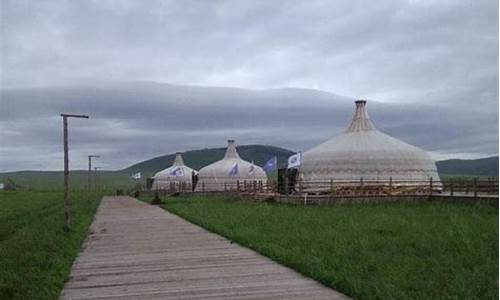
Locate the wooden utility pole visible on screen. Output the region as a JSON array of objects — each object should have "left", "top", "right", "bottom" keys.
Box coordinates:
[
  {"left": 61, "top": 113, "right": 89, "bottom": 232},
  {"left": 88, "top": 155, "right": 100, "bottom": 199},
  {"left": 94, "top": 167, "right": 101, "bottom": 193}
]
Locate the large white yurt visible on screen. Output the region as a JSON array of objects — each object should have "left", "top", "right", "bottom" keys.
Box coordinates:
[
  {"left": 195, "top": 139, "right": 268, "bottom": 192},
  {"left": 299, "top": 100, "right": 440, "bottom": 191},
  {"left": 152, "top": 152, "right": 198, "bottom": 191}
]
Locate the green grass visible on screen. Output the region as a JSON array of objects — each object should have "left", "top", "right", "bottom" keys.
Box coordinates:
[
  {"left": 0, "top": 190, "right": 103, "bottom": 300},
  {"left": 152, "top": 195, "right": 498, "bottom": 300},
  {"left": 1, "top": 170, "right": 139, "bottom": 191}
]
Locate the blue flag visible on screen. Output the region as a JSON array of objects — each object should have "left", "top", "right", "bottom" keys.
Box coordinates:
[
  {"left": 263, "top": 156, "right": 277, "bottom": 172},
  {"left": 248, "top": 161, "right": 255, "bottom": 175},
  {"left": 228, "top": 163, "right": 239, "bottom": 176},
  {"left": 170, "top": 167, "right": 184, "bottom": 177}
]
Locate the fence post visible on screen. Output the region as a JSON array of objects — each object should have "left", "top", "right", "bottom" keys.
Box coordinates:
[
  {"left": 474, "top": 177, "right": 478, "bottom": 199},
  {"left": 360, "top": 177, "right": 364, "bottom": 196},
  {"left": 389, "top": 176, "right": 392, "bottom": 196},
  {"left": 224, "top": 182, "right": 227, "bottom": 192},
  {"left": 488, "top": 177, "right": 492, "bottom": 195},
  {"left": 237, "top": 180, "right": 240, "bottom": 192},
  {"left": 429, "top": 177, "right": 433, "bottom": 197},
  {"left": 285, "top": 176, "right": 289, "bottom": 197},
  {"left": 450, "top": 179, "right": 454, "bottom": 196},
  {"left": 259, "top": 180, "right": 263, "bottom": 192},
  {"left": 202, "top": 181, "right": 205, "bottom": 193},
  {"left": 253, "top": 180, "right": 257, "bottom": 193}
]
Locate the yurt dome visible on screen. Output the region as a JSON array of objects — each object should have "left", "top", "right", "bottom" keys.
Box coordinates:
[
  {"left": 152, "top": 152, "right": 198, "bottom": 191},
  {"left": 195, "top": 140, "right": 267, "bottom": 192},
  {"left": 299, "top": 100, "right": 440, "bottom": 191}
]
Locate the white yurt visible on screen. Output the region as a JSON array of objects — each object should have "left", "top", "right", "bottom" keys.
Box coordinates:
[
  {"left": 195, "top": 139, "right": 268, "bottom": 192},
  {"left": 299, "top": 100, "right": 440, "bottom": 191},
  {"left": 152, "top": 152, "right": 198, "bottom": 191}
]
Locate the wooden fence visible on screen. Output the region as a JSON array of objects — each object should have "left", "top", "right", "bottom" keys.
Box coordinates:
[
  {"left": 151, "top": 179, "right": 273, "bottom": 194},
  {"left": 150, "top": 177, "right": 498, "bottom": 198},
  {"left": 284, "top": 178, "right": 498, "bottom": 197}
]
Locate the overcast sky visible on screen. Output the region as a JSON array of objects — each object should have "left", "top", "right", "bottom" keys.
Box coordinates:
[{"left": 1, "top": 0, "right": 498, "bottom": 171}]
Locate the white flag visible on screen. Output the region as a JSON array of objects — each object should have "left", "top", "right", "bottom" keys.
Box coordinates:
[
  {"left": 287, "top": 152, "right": 301, "bottom": 169},
  {"left": 131, "top": 172, "right": 141, "bottom": 179}
]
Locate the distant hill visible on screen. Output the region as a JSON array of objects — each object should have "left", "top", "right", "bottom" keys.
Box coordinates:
[
  {"left": 436, "top": 156, "right": 498, "bottom": 177},
  {"left": 125, "top": 147, "right": 498, "bottom": 178},
  {"left": 122, "top": 144, "right": 295, "bottom": 175},
  {"left": 2, "top": 148, "right": 497, "bottom": 191},
  {"left": 0, "top": 145, "right": 294, "bottom": 190}
]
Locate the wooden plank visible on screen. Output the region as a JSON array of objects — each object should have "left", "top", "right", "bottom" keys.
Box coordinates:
[{"left": 60, "top": 196, "right": 350, "bottom": 300}]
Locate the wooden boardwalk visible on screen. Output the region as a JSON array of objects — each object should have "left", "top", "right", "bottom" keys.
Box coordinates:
[{"left": 60, "top": 196, "right": 349, "bottom": 300}]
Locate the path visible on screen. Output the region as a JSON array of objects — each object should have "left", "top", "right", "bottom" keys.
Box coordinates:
[{"left": 60, "top": 196, "right": 349, "bottom": 300}]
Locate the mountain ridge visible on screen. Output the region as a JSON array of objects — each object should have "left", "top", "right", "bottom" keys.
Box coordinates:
[
  {"left": 122, "top": 144, "right": 294, "bottom": 174},
  {"left": 436, "top": 156, "right": 498, "bottom": 177},
  {"left": 1, "top": 145, "right": 497, "bottom": 190}
]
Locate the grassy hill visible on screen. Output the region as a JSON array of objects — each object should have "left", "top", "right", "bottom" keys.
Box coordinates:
[
  {"left": 1, "top": 145, "right": 294, "bottom": 190},
  {"left": 436, "top": 156, "right": 498, "bottom": 177},
  {"left": 123, "top": 144, "right": 294, "bottom": 175},
  {"left": 1, "top": 147, "right": 497, "bottom": 190}
]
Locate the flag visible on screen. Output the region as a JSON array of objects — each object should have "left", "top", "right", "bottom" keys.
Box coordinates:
[
  {"left": 263, "top": 156, "right": 277, "bottom": 172},
  {"left": 287, "top": 152, "right": 302, "bottom": 169},
  {"left": 131, "top": 172, "right": 141, "bottom": 179},
  {"left": 228, "top": 163, "right": 239, "bottom": 176},
  {"left": 170, "top": 167, "right": 185, "bottom": 177},
  {"left": 248, "top": 161, "right": 255, "bottom": 175}
]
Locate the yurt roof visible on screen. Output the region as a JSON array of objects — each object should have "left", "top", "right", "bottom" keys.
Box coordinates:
[
  {"left": 197, "top": 139, "right": 267, "bottom": 179},
  {"left": 300, "top": 100, "right": 439, "bottom": 182},
  {"left": 153, "top": 152, "right": 198, "bottom": 179}
]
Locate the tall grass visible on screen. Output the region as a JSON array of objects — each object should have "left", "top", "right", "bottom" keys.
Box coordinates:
[
  {"left": 0, "top": 171, "right": 139, "bottom": 191},
  {"left": 0, "top": 190, "right": 103, "bottom": 300},
  {"left": 160, "top": 196, "right": 498, "bottom": 300}
]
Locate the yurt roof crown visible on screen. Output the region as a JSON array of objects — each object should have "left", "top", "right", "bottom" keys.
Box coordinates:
[
  {"left": 346, "top": 100, "right": 376, "bottom": 132},
  {"left": 224, "top": 139, "right": 240, "bottom": 159},
  {"left": 172, "top": 152, "right": 185, "bottom": 166}
]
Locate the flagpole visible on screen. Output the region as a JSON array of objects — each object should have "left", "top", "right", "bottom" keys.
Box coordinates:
[
  {"left": 276, "top": 163, "right": 279, "bottom": 194},
  {"left": 275, "top": 157, "right": 279, "bottom": 194}
]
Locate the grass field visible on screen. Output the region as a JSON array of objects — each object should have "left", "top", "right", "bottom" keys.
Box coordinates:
[
  {"left": 146, "top": 195, "right": 498, "bottom": 300},
  {"left": 1, "top": 170, "right": 140, "bottom": 191},
  {"left": 0, "top": 190, "right": 103, "bottom": 300}
]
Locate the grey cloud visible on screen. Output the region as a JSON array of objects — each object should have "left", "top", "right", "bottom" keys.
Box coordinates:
[
  {"left": 1, "top": 0, "right": 497, "bottom": 171},
  {"left": 0, "top": 82, "right": 497, "bottom": 171}
]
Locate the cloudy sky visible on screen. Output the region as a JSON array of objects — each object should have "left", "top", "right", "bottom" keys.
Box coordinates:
[{"left": 1, "top": 0, "right": 498, "bottom": 171}]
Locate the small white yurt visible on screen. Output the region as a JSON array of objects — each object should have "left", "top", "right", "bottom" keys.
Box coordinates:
[
  {"left": 195, "top": 139, "right": 267, "bottom": 192},
  {"left": 299, "top": 100, "right": 440, "bottom": 192},
  {"left": 152, "top": 152, "right": 198, "bottom": 191}
]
